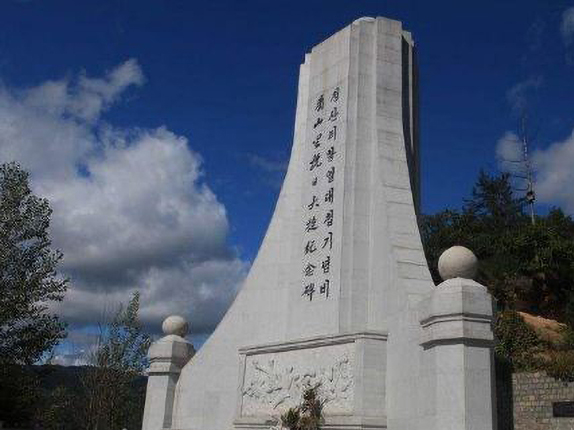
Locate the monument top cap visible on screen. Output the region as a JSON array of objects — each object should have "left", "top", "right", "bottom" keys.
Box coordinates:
[
  {"left": 353, "top": 17, "right": 376, "bottom": 24},
  {"left": 162, "top": 315, "right": 189, "bottom": 337},
  {"left": 438, "top": 246, "right": 478, "bottom": 281}
]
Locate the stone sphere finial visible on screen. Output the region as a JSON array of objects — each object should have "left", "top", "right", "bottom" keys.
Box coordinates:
[
  {"left": 162, "top": 315, "right": 189, "bottom": 337},
  {"left": 438, "top": 246, "right": 478, "bottom": 281}
]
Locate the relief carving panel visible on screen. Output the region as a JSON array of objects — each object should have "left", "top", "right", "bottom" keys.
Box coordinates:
[{"left": 241, "top": 343, "right": 353, "bottom": 416}]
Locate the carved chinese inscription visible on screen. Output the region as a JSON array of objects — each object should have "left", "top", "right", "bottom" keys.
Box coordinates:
[{"left": 301, "top": 85, "right": 343, "bottom": 301}]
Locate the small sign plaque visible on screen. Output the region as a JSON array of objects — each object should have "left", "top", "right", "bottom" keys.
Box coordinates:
[{"left": 553, "top": 402, "right": 574, "bottom": 417}]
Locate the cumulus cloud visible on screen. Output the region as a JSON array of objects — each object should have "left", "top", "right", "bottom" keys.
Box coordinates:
[
  {"left": 248, "top": 153, "right": 288, "bottom": 188},
  {"left": 0, "top": 60, "right": 248, "bottom": 345},
  {"left": 532, "top": 129, "right": 574, "bottom": 213},
  {"left": 496, "top": 127, "right": 574, "bottom": 214},
  {"left": 496, "top": 131, "right": 523, "bottom": 165},
  {"left": 506, "top": 76, "right": 543, "bottom": 114},
  {"left": 49, "top": 331, "right": 99, "bottom": 366},
  {"left": 495, "top": 131, "right": 532, "bottom": 192},
  {"left": 23, "top": 59, "right": 144, "bottom": 123},
  {"left": 562, "top": 6, "right": 574, "bottom": 46}
]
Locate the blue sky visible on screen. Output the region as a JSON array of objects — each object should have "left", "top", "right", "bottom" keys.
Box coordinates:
[{"left": 1, "top": 0, "right": 573, "bottom": 358}]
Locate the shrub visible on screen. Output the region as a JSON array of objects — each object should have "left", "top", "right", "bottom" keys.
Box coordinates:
[
  {"left": 280, "top": 387, "right": 323, "bottom": 430},
  {"left": 545, "top": 351, "right": 574, "bottom": 382},
  {"left": 494, "top": 310, "right": 541, "bottom": 370}
]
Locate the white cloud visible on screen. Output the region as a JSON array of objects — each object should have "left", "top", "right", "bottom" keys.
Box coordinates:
[
  {"left": 495, "top": 128, "right": 574, "bottom": 214},
  {"left": 22, "top": 58, "right": 144, "bottom": 123},
  {"left": 248, "top": 153, "right": 288, "bottom": 188},
  {"left": 0, "top": 60, "right": 248, "bottom": 338},
  {"left": 495, "top": 131, "right": 532, "bottom": 192},
  {"left": 496, "top": 131, "right": 523, "bottom": 165},
  {"left": 561, "top": 7, "right": 574, "bottom": 46},
  {"left": 532, "top": 129, "right": 574, "bottom": 213},
  {"left": 506, "top": 76, "right": 542, "bottom": 114},
  {"left": 48, "top": 331, "right": 98, "bottom": 366}
]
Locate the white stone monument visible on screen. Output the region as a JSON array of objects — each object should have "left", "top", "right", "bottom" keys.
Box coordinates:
[{"left": 142, "top": 16, "right": 496, "bottom": 430}]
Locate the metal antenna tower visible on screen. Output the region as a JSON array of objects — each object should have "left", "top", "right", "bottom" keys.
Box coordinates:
[
  {"left": 520, "top": 116, "right": 536, "bottom": 225},
  {"left": 498, "top": 114, "right": 536, "bottom": 225}
]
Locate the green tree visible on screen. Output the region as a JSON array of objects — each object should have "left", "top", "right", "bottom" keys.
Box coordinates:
[
  {"left": 464, "top": 171, "right": 525, "bottom": 229},
  {"left": 0, "top": 364, "right": 41, "bottom": 427},
  {"left": 37, "top": 385, "right": 77, "bottom": 430},
  {"left": 0, "top": 162, "right": 68, "bottom": 427},
  {"left": 0, "top": 162, "right": 68, "bottom": 364},
  {"left": 421, "top": 170, "right": 574, "bottom": 377},
  {"left": 421, "top": 170, "right": 574, "bottom": 318},
  {"left": 81, "top": 292, "right": 151, "bottom": 430}
]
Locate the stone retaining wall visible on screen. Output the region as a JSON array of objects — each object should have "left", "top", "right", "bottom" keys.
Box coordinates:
[{"left": 510, "top": 371, "right": 574, "bottom": 430}]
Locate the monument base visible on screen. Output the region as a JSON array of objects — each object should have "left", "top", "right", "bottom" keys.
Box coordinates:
[
  {"left": 233, "top": 332, "right": 388, "bottom": 430},
  {"left": 234, "top": 415, "right": 386, "bottom": 430}
]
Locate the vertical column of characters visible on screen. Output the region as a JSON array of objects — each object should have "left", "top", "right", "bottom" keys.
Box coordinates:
[{"left": 302, "top": 85, "right": 342, "bottom": 302}]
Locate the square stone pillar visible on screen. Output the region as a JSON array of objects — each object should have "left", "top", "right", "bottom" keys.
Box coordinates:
[
  {"left": 142, "top": 317, "right": 194, "bottom": 430},
  {"left": 418, "top": 277, "right": 496, "bottom": 430}
]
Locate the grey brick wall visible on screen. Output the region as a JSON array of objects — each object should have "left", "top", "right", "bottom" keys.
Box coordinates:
[{"left": 511, "top": 372, "right": 574, "bottom": 430}]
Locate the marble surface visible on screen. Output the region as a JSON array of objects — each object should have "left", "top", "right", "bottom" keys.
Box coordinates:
[
  {"left": 141, "top": 16, "right": 495, "bottom": 430},
  {"left": 162, "top": 315, "right": 189, "bottom": 337},
  {"left": 418, "top": 277, "right": 495, "bottom": 430},
  {"left": 143, "top": 325, "right": 195, "bottom": 430},
  {"left": 438, "top": 246, "right": 478, "bottom": 280}
]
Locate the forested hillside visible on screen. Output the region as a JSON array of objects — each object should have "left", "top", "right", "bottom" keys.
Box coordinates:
[{"left": 421, "top": 171, "right": 574, "bottom": 378}]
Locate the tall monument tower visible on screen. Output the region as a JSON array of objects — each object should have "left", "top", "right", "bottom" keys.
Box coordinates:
[{"left": 142, "top": 16, "right": 496, "bottom": 430}]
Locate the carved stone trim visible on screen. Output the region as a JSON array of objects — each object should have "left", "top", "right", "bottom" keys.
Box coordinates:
[
  {"left": 238, "top": 331, "right": 388, "bottom": 355},
  {"left": 419, "top": 312, "right": 492, "bottom": 327}
]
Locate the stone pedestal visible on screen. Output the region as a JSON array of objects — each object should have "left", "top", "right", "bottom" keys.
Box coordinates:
[
  {"left": 418, "top": 276, "right": 495, "bottom": 430},
  {"left": 142, "top": 319, "right": 194, "bottom": 430},
  {"left": 233, "top": 332, "right": 388, "bottom": 430}
]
